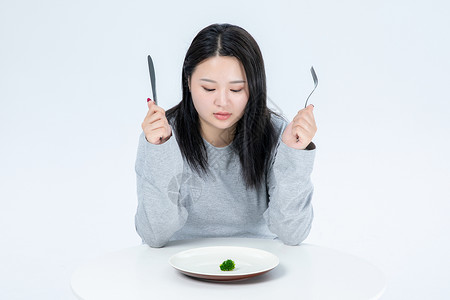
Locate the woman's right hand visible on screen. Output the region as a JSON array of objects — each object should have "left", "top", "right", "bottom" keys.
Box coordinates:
[{"left": 141, "top": 99, "right": 172, "bottom": 145}]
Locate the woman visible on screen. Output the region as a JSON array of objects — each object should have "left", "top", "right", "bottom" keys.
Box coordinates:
[{"left": 135, "top": 23, "right": 317, "bottom": 248}]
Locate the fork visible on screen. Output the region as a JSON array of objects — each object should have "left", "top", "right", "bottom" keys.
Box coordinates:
[
  {"left": 305, "top": 66, "right": 318, "bottom": 108},
  {"left": 296, "top": 66, "right": 318, "bottom": 144}
]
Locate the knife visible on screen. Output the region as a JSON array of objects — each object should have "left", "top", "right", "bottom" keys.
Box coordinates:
[{"left": 147, "top": 55, "right": 158, "bottom": 105}]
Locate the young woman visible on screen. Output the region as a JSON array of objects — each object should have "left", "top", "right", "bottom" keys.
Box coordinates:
[{"left": 135, "top": 23, "right": 317, "bottom": 248}]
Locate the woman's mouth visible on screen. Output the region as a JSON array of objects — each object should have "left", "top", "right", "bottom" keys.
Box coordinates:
[{"left": 214, "top": 112, "right": 231, "bottom": 120}]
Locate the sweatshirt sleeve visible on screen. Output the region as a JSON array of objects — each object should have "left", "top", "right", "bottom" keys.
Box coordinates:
[
  {"left": 134, "top": 131, "right": 187, "bottom": 248},
  {"left": 263, "top": 123, "right": 316, "bottom": 246}
]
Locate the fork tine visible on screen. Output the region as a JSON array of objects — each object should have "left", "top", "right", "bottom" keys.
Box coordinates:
[{"left": 311, "top": 66, "right": 318, "bottom": 86}]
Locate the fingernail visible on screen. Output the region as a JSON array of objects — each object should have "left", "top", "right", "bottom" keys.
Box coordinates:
[{"left": 147, "top": 98, "right": 151, "bottom": 102}]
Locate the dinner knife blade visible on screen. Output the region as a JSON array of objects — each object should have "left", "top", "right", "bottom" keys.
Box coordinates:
[{"left": 147, "top": 55, "right": 158, "bottom": 105}]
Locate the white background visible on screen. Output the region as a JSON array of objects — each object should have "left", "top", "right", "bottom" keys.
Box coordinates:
[{"left": 1, "top": 0, "right": 449, "bottom": 299}]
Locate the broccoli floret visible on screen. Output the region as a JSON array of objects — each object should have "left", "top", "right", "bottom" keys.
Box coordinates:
[{"left": 220, "top": 259, "right": 235, "bottom": 271}]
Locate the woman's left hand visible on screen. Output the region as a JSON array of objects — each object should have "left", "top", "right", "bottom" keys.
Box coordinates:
[{"left": 281, "top": 104, "right": 317, "bottom": 150}]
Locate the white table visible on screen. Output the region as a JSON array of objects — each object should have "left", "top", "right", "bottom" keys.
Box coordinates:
[{"left": 71, "top": 238, "right": 386, "bottom": 300}]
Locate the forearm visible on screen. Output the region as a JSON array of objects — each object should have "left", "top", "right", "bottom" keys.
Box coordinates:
[
  {"left": 264, "top": 141, "right": 316, "bottom": 245},
  {"left": 135, "top": 131, "right": 187, "bottom": 247}
]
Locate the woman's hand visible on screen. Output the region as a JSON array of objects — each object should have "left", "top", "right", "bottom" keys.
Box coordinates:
[
  {"left": 281, "top": 104, "right": 317, "bottom": 150},
  {"left": 141, "top": 99, "right": 172, "bottom": 145}
]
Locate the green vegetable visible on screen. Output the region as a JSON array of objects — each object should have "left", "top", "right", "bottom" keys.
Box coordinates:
[{"left": 220, "top": 259, "right": 235, "bottom": 271}]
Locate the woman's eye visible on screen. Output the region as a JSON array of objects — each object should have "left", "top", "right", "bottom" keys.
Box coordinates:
[
  {"left": 203, "top": 87, "right": 215, "bottom": 92},
  {"left": 231, "top": 89, "right": 243, "bottom": 93}
]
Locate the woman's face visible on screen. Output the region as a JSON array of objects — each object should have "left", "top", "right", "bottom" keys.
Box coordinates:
[{"left": 189, "top": 55, "right": 249, "bottom": 144}]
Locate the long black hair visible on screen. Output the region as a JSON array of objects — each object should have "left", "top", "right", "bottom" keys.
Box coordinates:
[{"left": 166, "top": 23, "right": 280, "bottom": 189}]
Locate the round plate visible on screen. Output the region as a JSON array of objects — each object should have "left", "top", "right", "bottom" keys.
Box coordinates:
[{"left": 169, "top": 246, "right": 279, "bottom": 281}]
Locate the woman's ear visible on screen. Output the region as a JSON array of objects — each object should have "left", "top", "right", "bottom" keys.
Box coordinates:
[{"left": 188, "top": 77, "right": 191, "bottom": 92}]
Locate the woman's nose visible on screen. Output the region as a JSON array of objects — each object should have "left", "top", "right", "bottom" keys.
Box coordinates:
[{"left": 214, "top": 89, "right": 228, "bottom": 107}]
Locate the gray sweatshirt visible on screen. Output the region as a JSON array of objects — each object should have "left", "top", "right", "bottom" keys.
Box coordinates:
[{"left": 135, "top": 114, "right": 316, "bottom": 247}]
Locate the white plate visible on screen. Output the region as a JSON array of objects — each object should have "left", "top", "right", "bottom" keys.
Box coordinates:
[{"left": 169, "top": 246, "right": 279, "bottom": 281}]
